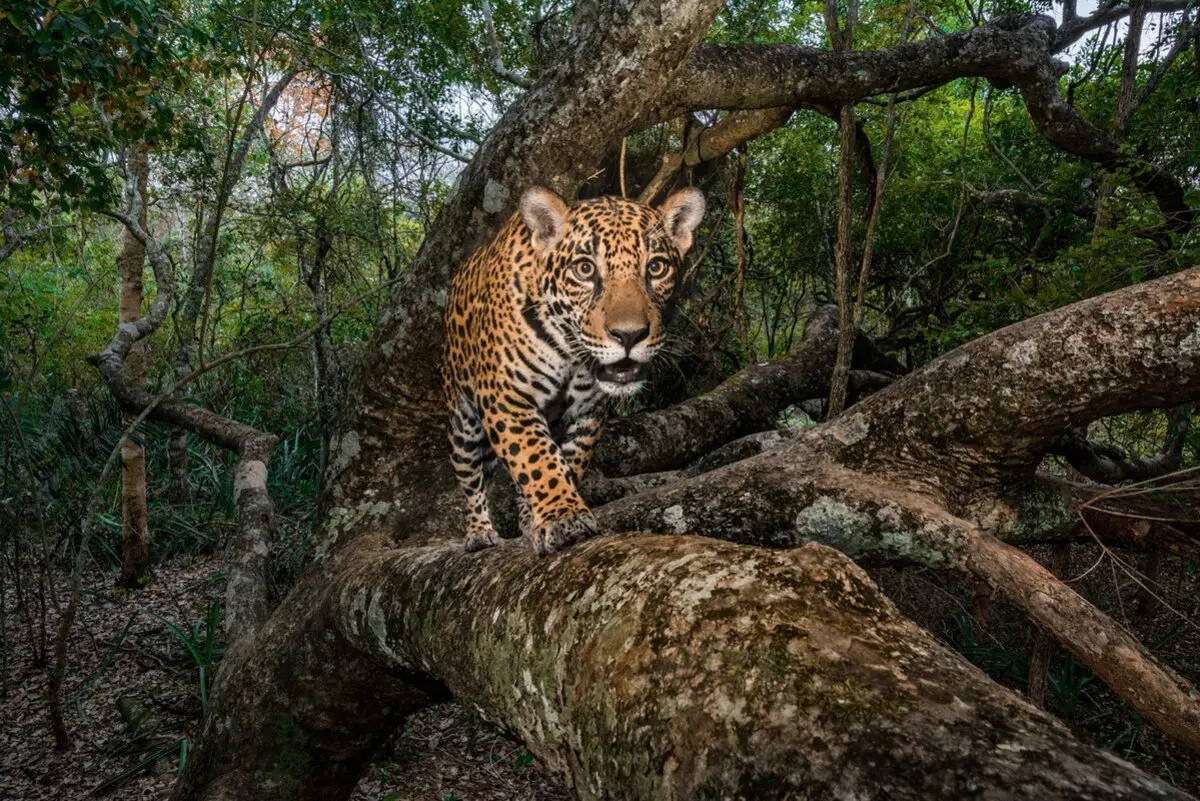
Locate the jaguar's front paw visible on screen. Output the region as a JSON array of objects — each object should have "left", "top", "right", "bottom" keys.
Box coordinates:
[
  {"left": 464, "top": 528, "right": 499, "bottom": 553},
  {"left": 531, "top": 510, "right": 599, "bottom": 555}
]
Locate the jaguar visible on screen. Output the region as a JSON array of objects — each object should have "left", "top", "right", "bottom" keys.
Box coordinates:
[{"left": 441, "top": 185, "right": 705, "bottom": 554}]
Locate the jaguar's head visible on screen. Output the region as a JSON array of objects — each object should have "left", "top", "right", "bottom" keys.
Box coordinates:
[{"left": 521, "top": 187, "right": 705, "bottom": 396}]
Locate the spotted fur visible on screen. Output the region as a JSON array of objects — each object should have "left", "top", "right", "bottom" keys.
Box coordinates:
[{"left": 441, "top": 186, "right": 705, "bottom": 554}]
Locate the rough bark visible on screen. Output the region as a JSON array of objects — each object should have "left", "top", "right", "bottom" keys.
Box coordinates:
[
  {"left": 173, "top": 253, "right": 1200, "bottom": 799},
  {"left": 821, "top": 268, "right": 1200, "bottom": 505},
  {"left": 318, "top": 0, "right": 730, "bottom": 540},
  {"left": 590, "top": 269, "right": 1200, "bottom": 753},
  {"left": 117, "top": 143, "right": 152, "bottom": 589},
  {"left": 175, "top": 536, "right": 1192, "bottom": 801}
]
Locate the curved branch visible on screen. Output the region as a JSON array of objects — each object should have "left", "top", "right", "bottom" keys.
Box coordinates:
[
  {"left": 822, "top": 267, "right": 1200, "bottom": 502},
  {"left": 94, "top": 205, "right": 278, "bottom": 644},
  {"left": 643, "top": 15, "right": 1195, "bottom": 230},
  {"left": 594, "top": 306, "right": 839, "bottom": 476},
  {"left": 592, "top": 447, "right": 1200, "bottom": 755},
  {"left": 1055, "top": 0, "right": 1195, "bottom": 50},
  {"left": 1052, "top": 408, "right": 1191, "bottom": 484},
  {"left": 479, "top": 0, "right": 535, "bottom": 88},
  {"left": 638, "top": 106, "right": 794, "bottom": 203}
]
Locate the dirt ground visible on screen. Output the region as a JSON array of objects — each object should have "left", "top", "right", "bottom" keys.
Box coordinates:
[
  {"left": 3, "top": 543, "right": 1198, "bottom": 800},
  {"left": 0, "top": 556, "right": 571, "bottom": 801}
]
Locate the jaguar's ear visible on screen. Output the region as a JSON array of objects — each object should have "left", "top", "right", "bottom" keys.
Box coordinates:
[
  {"left": 658, "top": 187, "right": 705, "bottom": 255},
  {"left": 520, "top": 187, "right": 570, "bottom": 253}
]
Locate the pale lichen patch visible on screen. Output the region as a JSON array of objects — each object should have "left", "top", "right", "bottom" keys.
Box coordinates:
[
  {"left": 482, "top": 178, "right": 509, "bottom": 214},
  {"left": 662, "top": 504, "right": 688, "bottom": 533},
  {"left": 830, "top": 412, "right": 869, "bottom": 446},
  {"left": 366, "top": 589, "right": 406, "bottom": 665},
  {"left": 793, "top": 496, "right": 874, "bottom": 557},
  {"left": 327, "top": 430, "right": 361, "bottom": 481},
  {"left": 1005, "top": 339, "right": 1038, "bottom": 368}
]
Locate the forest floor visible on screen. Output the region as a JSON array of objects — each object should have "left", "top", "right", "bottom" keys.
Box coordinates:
[
  {"left": 2, "top": 544, "right": 1199, "bottom": 800},
  {"left": 0, "top": 554, "right": 571, "bottom": 801}
]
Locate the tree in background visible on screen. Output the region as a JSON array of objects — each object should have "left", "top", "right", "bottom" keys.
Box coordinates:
[{"left": 116, "top": 143, "right": 152, "bottom": 589}]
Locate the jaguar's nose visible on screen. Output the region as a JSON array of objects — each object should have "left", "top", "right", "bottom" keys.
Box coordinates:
[{"left": 607, "top": 324, "right": 650, "bottom": 351}]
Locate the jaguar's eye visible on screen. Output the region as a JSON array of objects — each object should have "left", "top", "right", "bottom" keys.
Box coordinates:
[
  {"left": 570, "top": 258, "right": 596, "bottom": 282},
  {"left": 647, "top": 258, "right": 672, "bottom": 280}
]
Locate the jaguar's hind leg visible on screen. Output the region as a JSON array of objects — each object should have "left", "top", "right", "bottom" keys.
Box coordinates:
[{"left": 448, "top": 401, "right": 499, "bottom": 552}]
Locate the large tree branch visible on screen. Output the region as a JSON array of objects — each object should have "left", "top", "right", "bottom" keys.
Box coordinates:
[
  {"left": 173, "top": 535, "right": 1191, "bottom": 801},
  {"left": 593, "top": 448, "right": 1200, "bottom": 755},
  {"left": 177, "top": 5, "right": 1200, "bottom": 798},
  {"left": 1055, "top": 0, "right": 1194, "bottom": 50},
  {"left": 822, "top": 267, "right": 1200, "bottom": 504},
  {"left": 643, "top": 15, "right": 1194, "bottom": 230},
  {"left": 589, "top": 268, "right": 1200, "bottom": 754}
]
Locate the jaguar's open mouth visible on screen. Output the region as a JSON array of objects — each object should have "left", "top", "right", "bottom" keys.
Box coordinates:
[{"left": 595, "top": 358, "right": 646, "bottom": 385}]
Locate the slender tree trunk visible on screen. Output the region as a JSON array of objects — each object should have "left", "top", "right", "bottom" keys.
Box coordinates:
[
  {"left": 167, "top": 70, "right": 297, "bottom": 501},
  {"left": 1092, "top": 0, "right": 1147, "bottom": 235},
  {"left": 118, "top": 143, "right": 152, "bottom": 589},
  {"left": 1028, "top": 542, "right": 1071, "bottom": 706},
  {"left": 824, "top": 0, "right": 860, "bottom": 418}
]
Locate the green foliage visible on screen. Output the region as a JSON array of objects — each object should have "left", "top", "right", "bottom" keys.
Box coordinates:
[
  {"left": 2, "top": 2, "right": 1197, "bottom": 791},
  {"left": 147, "top": 597, "right": 224, "bottom": 715},
  {"left": 0, "top": 0, "right": 209, "bottom": 210},
  {"left": 1048, "top": 653, "right": 1096, "bottom": 724},
  {"left": 949, "top": 612, "right": 1031, "bottom": 687}
]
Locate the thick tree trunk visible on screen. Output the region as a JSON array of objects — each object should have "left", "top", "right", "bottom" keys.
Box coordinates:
[{"left": 118, "top": 143, "right": 151, "bottom": 589}]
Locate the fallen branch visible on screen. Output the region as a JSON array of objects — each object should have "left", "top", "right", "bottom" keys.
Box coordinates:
[{"left": 963, "top": 528, "right": 1200, "bottom": 753}]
